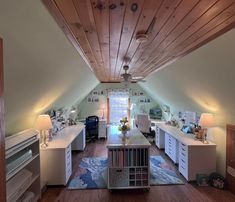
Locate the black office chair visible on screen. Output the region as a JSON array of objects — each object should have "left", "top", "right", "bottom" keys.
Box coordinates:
[{"left": 85, "top": 116, "right": 99, "bottom": 142}]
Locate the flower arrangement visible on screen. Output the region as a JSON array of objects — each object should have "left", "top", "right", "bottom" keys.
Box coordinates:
[{"left": 118, "top": 117, "right": 130, "bottom": 133}]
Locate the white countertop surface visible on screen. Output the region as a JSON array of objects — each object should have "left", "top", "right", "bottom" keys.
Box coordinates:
[
  {"left": 156, "top": 122, "right": 216, "bottom": 146},
  {"left": 107, "top": 128, "right": 151, "bottom": 148},
  {"left": 41, "top": 123, "right": 85, "bottom": 150}
]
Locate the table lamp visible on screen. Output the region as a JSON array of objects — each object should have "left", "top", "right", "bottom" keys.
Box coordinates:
[
  {"left": 35, "top": 114, "right": 53, "bottom": 148},
  {"left": 199, "top": 113, "right": 215, "bottom": 144}
]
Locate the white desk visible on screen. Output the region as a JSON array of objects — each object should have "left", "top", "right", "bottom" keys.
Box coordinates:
[
  {"left": 155, "top": 122, "right": 216, "bottom": 181},
  {"left": 40, "top": 124, "right": 85, "bottom": 186}
]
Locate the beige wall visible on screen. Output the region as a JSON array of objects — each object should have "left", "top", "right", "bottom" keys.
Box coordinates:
[
  {"left": 0, "top": 0, "right": 99, "bottom": 135},
  {"left": 140, "top": 28, "right": 235, "bottom": 176}
]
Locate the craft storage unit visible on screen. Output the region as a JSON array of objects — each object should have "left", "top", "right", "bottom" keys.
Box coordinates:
[
  {"left": 155, "top": 126, "right": 165, "bottom": 149},
  {"left": 5, "top": 129, "right": 40, "bottom": 202},
  {"left": 107, "top": 129, "right": 151, "bottom": 190}
]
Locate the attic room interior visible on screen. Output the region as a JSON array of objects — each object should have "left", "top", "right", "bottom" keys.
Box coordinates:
[{"left": 1, "top": 0, "right": 235, "bottom": 201}]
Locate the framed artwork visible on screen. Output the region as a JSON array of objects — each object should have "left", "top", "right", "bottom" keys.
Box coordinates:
[
  {"left": 139, "top": 98, "right": 144, "bottom": 103},
  {"left": 92, "top": 90, "right": 98, "bottom": 96},
  {"left": 93, "top": 97, "right": 99, "bottom": 103},
  {"left": 139, "top": 91, "right": 144, "bottom": 96},
  {"left": 132, "top": 90, "right": 139, "bottom": 96},
  {"left": 87, "top": 97, "right": 92, "bottom": 103}
]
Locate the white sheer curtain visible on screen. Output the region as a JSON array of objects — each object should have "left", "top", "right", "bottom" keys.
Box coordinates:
[{"left": 108, "top": 90, "right": 129, "bottom": 124}]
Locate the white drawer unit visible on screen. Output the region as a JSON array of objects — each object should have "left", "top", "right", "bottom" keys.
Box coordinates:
[
  {"left": 178, "top": 142, "right": 216, "bottom": 181},
  {"left": 164, "top": 132, "right": 179, "bottom": 164},
  {"left": 155, "top": 126, "right": 165, "bottom": 149},
  {"left": 40, "top": 144, "right": 72, "bottom": 186},
  {"left": 98, "top": 119, "right": 107, "bottom": 138}
]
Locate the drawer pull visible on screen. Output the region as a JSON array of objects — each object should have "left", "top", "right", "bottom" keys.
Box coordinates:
[
  {"left": 182, "top": 148, "right": 185, "bottom": 151},
  {"left": 181, "top": 152, "right": 185, "bottom": 156},
  {"left": 181, "top": 143, "right": 186, "bottom": 147},
  {"left": 181, "top": 159, "right": 185, "bottom": 163},
  {"left": 181, "top": 165, "right": 185, "bottom": 170}
]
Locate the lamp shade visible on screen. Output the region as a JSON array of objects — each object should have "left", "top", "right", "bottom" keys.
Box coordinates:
[
  {"left": 34, "top": 114, "right": 53, "bottom": 130},
  {"left": 199, "top": 113, "right": 215, "bottom": 128}
]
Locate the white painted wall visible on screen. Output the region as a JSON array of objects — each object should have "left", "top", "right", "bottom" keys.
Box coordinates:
[
  {"left": 0, "top": 0, "right": 99, "bottom": 135},
  {"left": 140, "top": 28, "right": 235, "bottom": 176}
]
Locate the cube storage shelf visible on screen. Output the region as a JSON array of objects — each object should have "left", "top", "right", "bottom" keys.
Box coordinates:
[
  {"left": 5, "top": 129, "right": 40, "bottom": 202},
  {"left": 107, "top": 129, "right": 151, "bottom": 190}
]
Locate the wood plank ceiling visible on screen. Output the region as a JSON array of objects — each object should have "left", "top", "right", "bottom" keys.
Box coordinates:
[{"left": 43, "top": 0, "right": 235, "bottom": 82}]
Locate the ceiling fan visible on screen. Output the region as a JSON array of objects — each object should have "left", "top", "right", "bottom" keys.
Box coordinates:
[{"left": 120, "top": 65, "right": 146, "bottom": 83}]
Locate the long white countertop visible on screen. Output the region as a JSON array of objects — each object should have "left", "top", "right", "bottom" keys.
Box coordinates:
[
  {"left": 155, "top": 122, "right": 216, "bottom": 146},
  {"left": 41, "top": 123, "right": 85, "bottom": 150},
  {"left": 107, "top": 128, "right": 151, "bottom": 148}
]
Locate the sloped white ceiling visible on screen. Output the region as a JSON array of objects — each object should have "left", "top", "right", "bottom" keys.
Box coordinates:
[
  {"left": 0, "top": 0, "right": 99, "bottom": 135},
  {"left": 140, "top": 28, "right": 235, "bottom": 175}
]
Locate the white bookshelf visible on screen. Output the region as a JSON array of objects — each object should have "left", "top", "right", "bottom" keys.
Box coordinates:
[
  {"left": 5, "top": 129, "right": 40, "bottom": 202},
  {"left": 107, "top": 129, "right": 151, "bottom": 190}
]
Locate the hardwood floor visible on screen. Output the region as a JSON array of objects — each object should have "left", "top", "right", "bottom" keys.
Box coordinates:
[{"left": 40, "top": 139, "right": 235, "bottom": 202}]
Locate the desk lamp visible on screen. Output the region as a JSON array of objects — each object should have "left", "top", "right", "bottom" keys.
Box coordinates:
[
  {"left": 35, "top": 114, "right": 53, "bottom": 148},
  {"left": 199, "top": 113, "right": 215, "bottom": 144}
]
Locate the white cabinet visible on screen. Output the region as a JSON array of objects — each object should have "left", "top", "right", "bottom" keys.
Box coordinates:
[
  {"left": 155, "top": 126, "right": 165, "bottom": 149},
  {"left": 178, "top": 142, "right": 216, "bottom": 181},
  {"left": 5, "top": 129, "right": 40, "bottom": 202},
  {"left": 165, "top": 132, "right": 178, "bottom": 164},
  {"left": 98, "top": 119, "right": 107, "bottom": 138},
  {"left": 40, "top": 144, "right": 72, "bottom": 186}
]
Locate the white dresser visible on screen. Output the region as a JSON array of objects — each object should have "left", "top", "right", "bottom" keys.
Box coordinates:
[
  {"left": 165, "top": 132, "right": 179, "bottom": 164},
  {"left": 98, "top": 119, "right": 107, "bottom": 138},
  {"left": 40, "top": 124, "right": 85, "bottom": 186},
  {"left": 156, "top": 123, "right": 216, "bottom": 181}
]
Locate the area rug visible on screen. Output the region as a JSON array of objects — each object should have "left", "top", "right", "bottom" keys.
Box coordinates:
[{"left": 68, "top": 156, "right": 184, "bottom": 189}]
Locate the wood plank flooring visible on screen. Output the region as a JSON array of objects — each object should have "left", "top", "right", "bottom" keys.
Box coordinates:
[{"left": 40, "top": 139, "right": 235, "bottom": 202}]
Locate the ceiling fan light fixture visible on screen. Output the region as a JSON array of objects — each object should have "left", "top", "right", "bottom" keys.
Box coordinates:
[{"left": 136, "top": 33, "right": 148, "bottom": 43}]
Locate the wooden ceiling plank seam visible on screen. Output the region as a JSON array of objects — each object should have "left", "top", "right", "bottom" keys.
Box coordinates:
[
  {"left": 43, "top": 0, "right": 96, "bottom": 75},
  {"left": 132, "top": 0, "right": 218, "bottom": 76},
  {"left": 109, "top": 0, "right": 126, "bottom": 80},
  {"left": 145, "top": 14, "right": 235, "bottom": 77},
  {"left": 143, "top": 10, "right": 235, "bottom": 76},
  {"left": 130, "top": 0, "right": 187, "bottom": 74},
  {"left": 140, "top": 0, "right": 235, "bottom": 75},
  {"left": 154, "top": 1, "right": 235, "bottom": 72},
  {"left": 112, "top": 0, "right": 128, "bottom": 80},
  {"left": 118, "top": 0, "right": 164, "bottom": 78},
  {"left": 132, "top": 0, "right": 201, "bottom": 75},
  {"left": 113, "top": 0, "right": 145, "bottom": 80},
  {"left": 128, "top": 0, "right": 181, "bottom": 75},
  {"left": 90, "top": 0, "right": 110, "bottom": 81},
  {"left": 134, "top": 0, "right": 219, "bottom": 75},
  {"left": 72, "top": 0, "right": 106, "bottom": 79},
  {"left": 53, "top": 0, "right": 105, "bottom": 80}
]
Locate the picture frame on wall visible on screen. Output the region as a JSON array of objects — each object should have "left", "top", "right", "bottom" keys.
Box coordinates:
[
  {"left": 87, "top": 97, "right": 92, "bottom": 103},
  {"left": 92, "top": 90, "right": 98, "bottom": 96},
  {"left": 93, "top": 97, "right": 99, "bottom": 103},
  {"left": 139, "top": 98, "right": 144, "bottom": 103},
  {"left": 139, "top": 91, "right": 144, "bottom": 96},
  {"left": 132, "top": 90, "right": 139, "bottom": 96}
]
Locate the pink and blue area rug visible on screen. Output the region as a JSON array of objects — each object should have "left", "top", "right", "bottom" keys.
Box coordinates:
[{"left": 68, "top": 156, "right": 184, "bottom": 189}]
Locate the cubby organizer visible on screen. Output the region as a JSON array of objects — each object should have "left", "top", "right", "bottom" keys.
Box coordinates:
[{"left": 107, "top": 129, "right": 151, "bottom": 190}]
